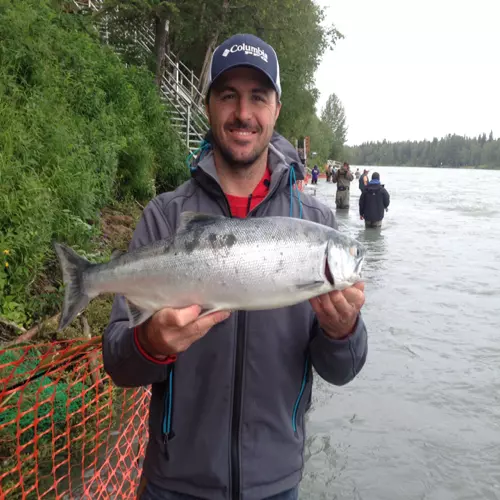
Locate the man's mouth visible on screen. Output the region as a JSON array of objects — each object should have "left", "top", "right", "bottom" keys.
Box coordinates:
[
  {"left": 226, "top": 126, "right": 258, "bottom": 139},
  {"left": 230, "top": 129, "right": 255, "bottom": 137}
]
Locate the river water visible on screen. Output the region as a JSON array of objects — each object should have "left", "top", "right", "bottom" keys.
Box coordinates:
[{"left": 300, "top": 167, "right": 500, "bottom": 500}]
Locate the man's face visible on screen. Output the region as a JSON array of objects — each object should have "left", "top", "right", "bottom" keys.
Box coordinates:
[{"left": 206, "top": 67, "right": 281, "bottom": 168}]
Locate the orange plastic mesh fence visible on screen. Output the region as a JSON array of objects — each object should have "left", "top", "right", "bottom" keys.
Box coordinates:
[{"left": 0, "top": 338, "right": 150, "bottom": 499}]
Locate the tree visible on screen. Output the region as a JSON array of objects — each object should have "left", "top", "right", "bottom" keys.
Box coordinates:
[
  {"left": 345, "top": 133, "right": 500, "bottom": 169},
  {"left": 99, "top": 0, "right": 179, "bottom": 89},
  {"left": 321, "top": 93, "right": 348, "bottom": 160},
  {"left": 98, "top": 0, "right": 343, "bottom": 139}
]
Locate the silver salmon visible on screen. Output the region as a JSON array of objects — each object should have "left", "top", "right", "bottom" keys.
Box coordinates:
[{"left": 54, "top": 212, "right": 365, "bottom": 331}]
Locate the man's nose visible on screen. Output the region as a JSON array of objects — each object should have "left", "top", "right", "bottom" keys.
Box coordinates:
[{"left": 234, "top": 96, "right": 252, "bottom": 122}]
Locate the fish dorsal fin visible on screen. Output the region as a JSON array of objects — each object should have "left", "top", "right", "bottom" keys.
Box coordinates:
[{"left": 177, "top": 211, "right": 226, "bottom": 233}]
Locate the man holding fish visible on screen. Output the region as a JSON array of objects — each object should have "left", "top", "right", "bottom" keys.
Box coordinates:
[{"left": 97, "top": 34, "right": 368, "bottom": 500}]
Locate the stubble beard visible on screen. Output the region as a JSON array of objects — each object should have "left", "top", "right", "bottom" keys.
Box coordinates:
[{"left": 213, "top": 135, "right": 268, "bottom": 171}]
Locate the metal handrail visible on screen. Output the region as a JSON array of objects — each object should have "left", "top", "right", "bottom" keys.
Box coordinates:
[{"left": 72, "top": 0, "right": 208, "bottom": 152}]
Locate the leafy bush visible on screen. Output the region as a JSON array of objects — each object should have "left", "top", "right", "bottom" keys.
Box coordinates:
[{"left": 0, "top": 0, "right": 188, "bottom": 326}]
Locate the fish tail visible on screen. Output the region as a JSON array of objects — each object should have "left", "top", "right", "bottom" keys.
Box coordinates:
[{"left": 53, "top": 242, "right": 92, "bottom": 331}]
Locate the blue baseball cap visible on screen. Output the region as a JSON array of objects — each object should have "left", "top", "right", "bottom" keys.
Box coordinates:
[{"left": 205, "top": 34, "right": 282, "bottom": 100}]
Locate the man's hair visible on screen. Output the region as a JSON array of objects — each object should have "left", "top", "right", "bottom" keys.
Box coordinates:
[{"left": 372, "top": 172, "right": 380, "bottom": 180}]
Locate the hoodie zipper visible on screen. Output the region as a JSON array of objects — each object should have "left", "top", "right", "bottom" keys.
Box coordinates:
[
  {"left": 162, "top": 364, "right": 175, "bottom": 459},
  {"left": 292, "top": 357, "right": 310, "bottom": 433},
  {"left": 193, "top": 166, "right": 289, "bottom": 499},
  {"left": 231, "top": 309, "right": 246, "bottom": 500},
  {"left": 229, "top": 177, "right": 288, "bottom": 500}
]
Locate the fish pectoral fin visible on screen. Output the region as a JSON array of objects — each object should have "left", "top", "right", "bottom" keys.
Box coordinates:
[
  {"left": 177, "top": 211, "right": 226, "bottom": 233},
  {"left": 125, "top": 299, "right": 153, "bottom": 328},
  {"left": 198, "top": 306, "right": 224, "bottom": 319},
  {"left": 295, "top": 280, "right": 324, "bottom": 292}
]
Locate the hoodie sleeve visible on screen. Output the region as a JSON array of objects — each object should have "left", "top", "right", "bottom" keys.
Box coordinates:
[
  {"left": 308, "top": 208, "right": 368, "bottom": 386},
  {"left": 359, "top": 192, "right": 365, "bottom": 217},
  {"left": 382, "top": 188, "right": 390, "bottom": 209},
  {"left": 102, "top": 199, "right": 174, "bottom": 388}
]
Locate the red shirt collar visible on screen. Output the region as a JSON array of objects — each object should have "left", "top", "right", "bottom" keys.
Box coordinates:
[{"left": 225, "top": 167, "right": 271, "bottom": 218}]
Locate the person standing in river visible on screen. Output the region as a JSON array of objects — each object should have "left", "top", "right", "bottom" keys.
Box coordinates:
[
  {"left": 332, "top": 162, "right": 354, "bottom": 209},
  {"left": 359, "top": 171, "right": 390, "bottom": 228},
  {"left": 102, "top": 33, "right": 368, "bottom": 500},
  {"left": 359, "top": 168, "right": 369, "bottom": 192}
]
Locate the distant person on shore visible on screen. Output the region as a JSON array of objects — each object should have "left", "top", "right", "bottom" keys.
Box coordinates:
[
  {"left": 311, "top": 164, "right": 320, "bottom": 185},
  {"left": 359, "top": 169, "right": 369, "bottom": 192},
  {"left": 355, "top": 168, "right": 360, "bottom": 179},
  {"left": 359, "top": 172, "right": 390, "bottom": 228},
  {"left": 332, "top": 162, "right": 354, "bottom": 209}
]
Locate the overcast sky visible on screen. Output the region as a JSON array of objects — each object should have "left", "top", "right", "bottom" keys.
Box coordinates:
[{"left": 314, "top": 0, "right": 500, "bottom": 145}]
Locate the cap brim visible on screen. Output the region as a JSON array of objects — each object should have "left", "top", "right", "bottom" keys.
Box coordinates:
[{"left": 209, "top": 62, "right": 281, "bottom": 98}]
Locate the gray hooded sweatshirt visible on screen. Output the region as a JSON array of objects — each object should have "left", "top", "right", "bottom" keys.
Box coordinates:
[{"left": 102, "top": 132, "right": 368, "bottom": 500}]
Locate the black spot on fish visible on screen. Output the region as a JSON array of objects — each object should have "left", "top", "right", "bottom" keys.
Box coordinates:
[
  {"left": 183, "top": 226, "right": 205, "bottom": 253},
  {"left": 223, "top": 234, "right": 237, "bottom": 248},
  {"left": 184, "top": 240, "right": 197, "bottom": 253},
  {"left": 208, "top": 233, "right": 217, "bottom": 248}
]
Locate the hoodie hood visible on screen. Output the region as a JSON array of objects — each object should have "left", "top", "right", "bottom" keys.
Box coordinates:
[
  {"left": 366, "top": 182, "right": 384, "bottom": 191},
  {"left": 269, "top": 131, "right": 305, "bottom": 179}
]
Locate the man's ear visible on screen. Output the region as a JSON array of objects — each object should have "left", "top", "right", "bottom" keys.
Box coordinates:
[{"left": 274, "top": 100, "right": 282, "bottom": 122}]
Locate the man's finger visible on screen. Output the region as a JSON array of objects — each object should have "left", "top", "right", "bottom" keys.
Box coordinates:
[
  {"left": 317, "top": 293, "right": 343, "bottom": 322},
  {"left": 353, "top": 282, "right": 365, "bottom": 292},
  {"left": 164, "top": 305, "right": 202, "bottom": 328},
  {"left": 342, "top": 287, "right": 365, "bottom": 309},
  {"left": 327, "top": 290, "right": 353, "bottom": 318},
  {"left": 309, "top": 296, "right": 323, "bottom": 316},
  {"left": 187, "top": 310, "right": 231, "bottom": 340}
]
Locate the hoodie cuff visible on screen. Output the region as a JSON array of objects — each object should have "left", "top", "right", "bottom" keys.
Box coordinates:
[{"left": 134, "top": 326, "right": 177, "bottom": 365}]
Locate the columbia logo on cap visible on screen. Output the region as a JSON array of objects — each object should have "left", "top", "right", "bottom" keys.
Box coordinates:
[{"left": 222, "top": 44, "right": 269, "bottom": 63}]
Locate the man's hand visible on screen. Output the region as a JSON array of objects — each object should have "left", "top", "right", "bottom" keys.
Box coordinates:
[
  {"left": 310, "top": 282, "right": 365, "bottom": 340},
  {"left": 137, "top": 305, "right": 231, "bottom": 360},
  {"left": 360, "top": 216, "right": 364, "bottom": 220}
]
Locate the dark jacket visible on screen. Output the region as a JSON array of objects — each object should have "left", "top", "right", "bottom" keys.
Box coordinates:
[
  {"left": 102, "top": 133, "right": 368, "bottom": 500},
  {"left": 359, "top": 181, "right": 390, "bottom": 221}
]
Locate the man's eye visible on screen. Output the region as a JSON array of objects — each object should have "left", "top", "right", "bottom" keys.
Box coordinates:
[
  {"left": 252, "top": 95, "right": 265, "bottom": 102},
  {"left": 221, "top": 94, "right": 235, "bottom": 101}
]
